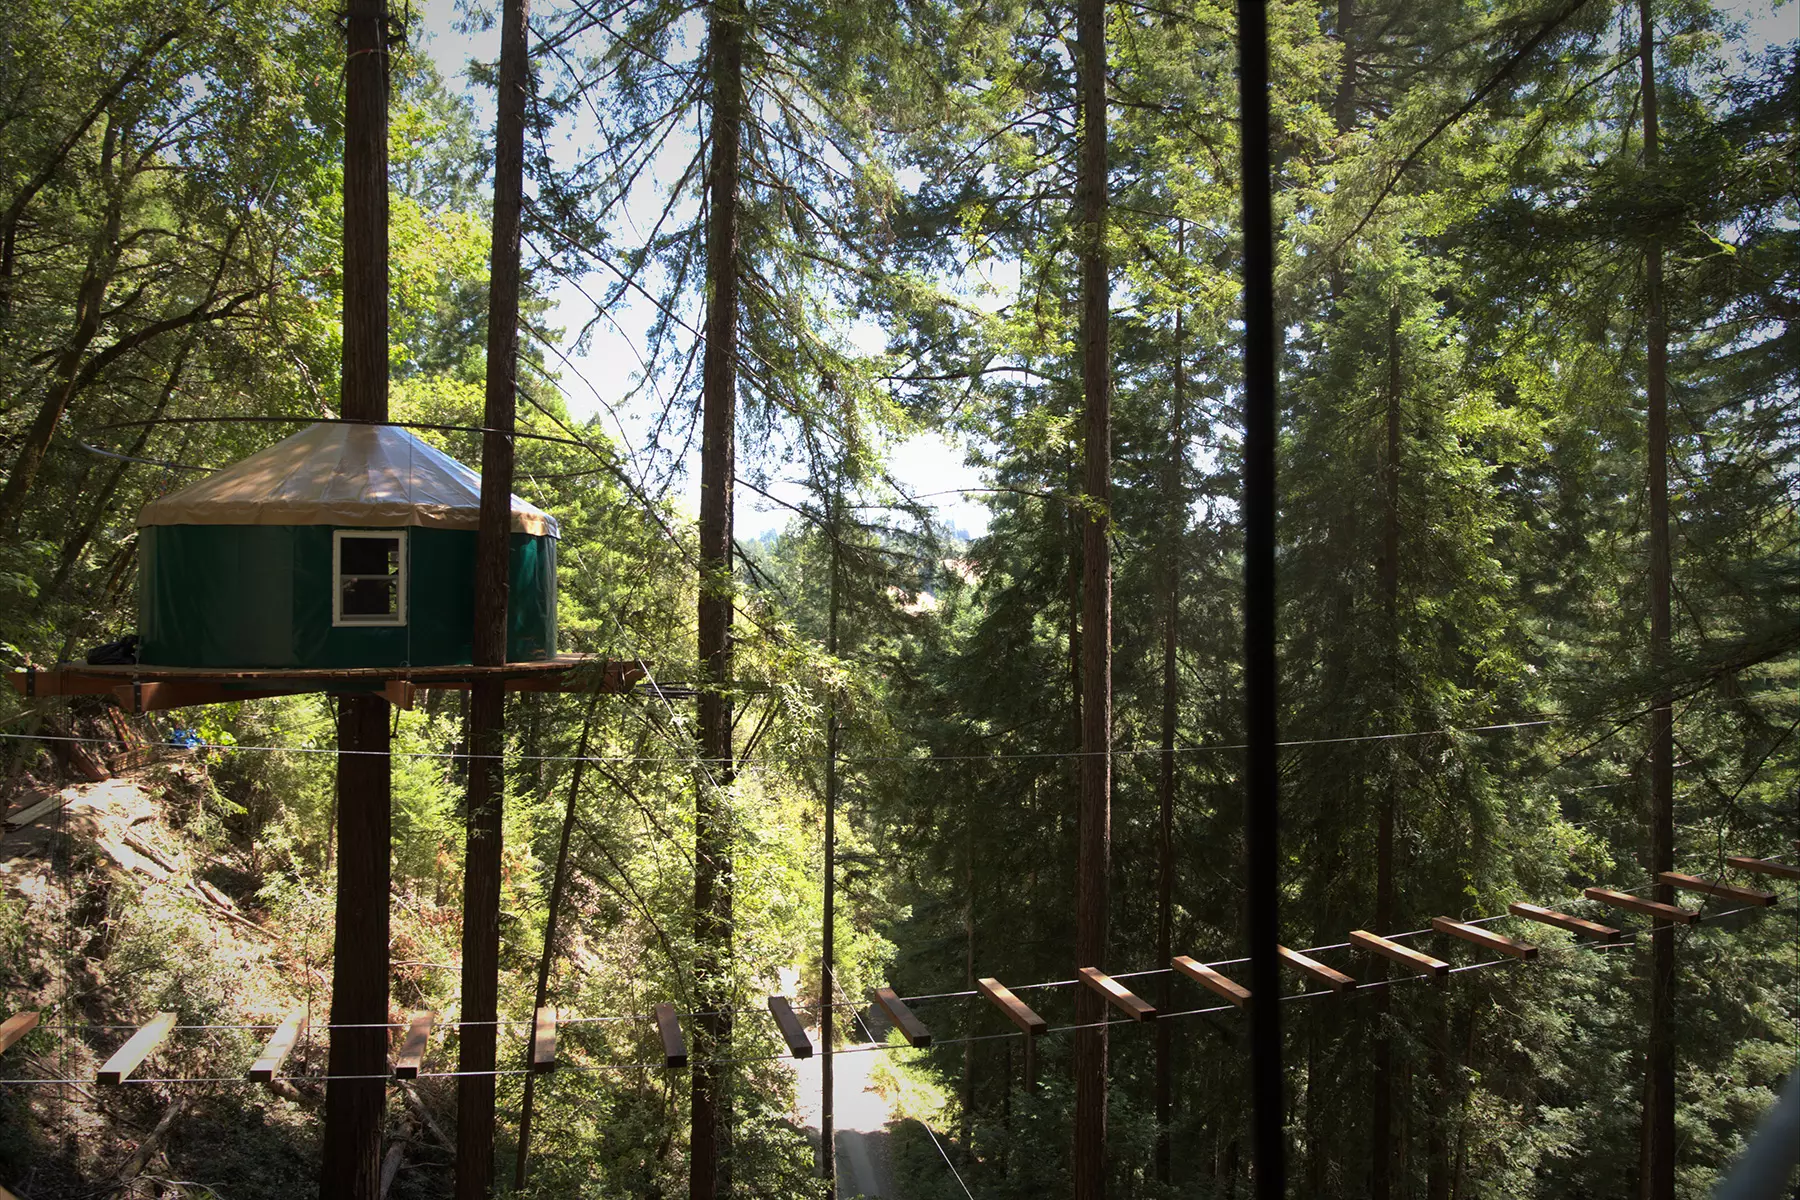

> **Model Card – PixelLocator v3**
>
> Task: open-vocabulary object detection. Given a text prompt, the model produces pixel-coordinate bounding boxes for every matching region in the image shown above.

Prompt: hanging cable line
[3,873,1786,1087]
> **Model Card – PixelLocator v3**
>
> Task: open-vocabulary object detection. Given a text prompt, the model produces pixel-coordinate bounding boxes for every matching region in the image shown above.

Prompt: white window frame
[332,529,408,627]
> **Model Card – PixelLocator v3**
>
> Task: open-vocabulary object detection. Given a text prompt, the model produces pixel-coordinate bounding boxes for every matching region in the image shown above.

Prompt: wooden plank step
[393,1011,433,1079]
[872,987,931,1047]
[99,1012,176,1084]
[1172,956,1250,1007]
[1584,887,1697,925]
[1726,856,1800,883]
[1430,918,1537,960]
[1079,967,1157,1020]
[531,1006,557,1074]
[1278,946,1356,992]
[1508,901,1625,941]
[248,1009,308,1082]
[0,1011,40,1055]
[766,997,812,1058]
[1657,872,1777,907]
[1350,930,1449,978]
[976,978,1047,1035]
[3,792,60,830]
[654,1003,686,1067]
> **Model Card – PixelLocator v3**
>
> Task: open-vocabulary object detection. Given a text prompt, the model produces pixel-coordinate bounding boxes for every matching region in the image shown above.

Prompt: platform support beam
[319,1,392,1196]
[457,0,528,1191]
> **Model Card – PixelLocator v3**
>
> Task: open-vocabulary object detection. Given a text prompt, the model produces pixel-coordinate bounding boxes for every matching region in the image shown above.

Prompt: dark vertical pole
[458,0,527,1192]
[1371,301,1402,1200]
[1154,222,1186,1187]
[820,500,841,1186]
[695,2,744,1193]
[320,2,391,1196]
[1073,0,1112,1191]
[1638,0,1674,1195]
[515,699,597,1189]
[1238,0,1285,1195]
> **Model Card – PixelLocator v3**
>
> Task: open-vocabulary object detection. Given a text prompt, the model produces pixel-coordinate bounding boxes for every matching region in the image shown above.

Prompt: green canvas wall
[138,525,556,668]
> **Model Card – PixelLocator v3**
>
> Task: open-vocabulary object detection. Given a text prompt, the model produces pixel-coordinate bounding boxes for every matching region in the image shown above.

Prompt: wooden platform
[9,657,646,712]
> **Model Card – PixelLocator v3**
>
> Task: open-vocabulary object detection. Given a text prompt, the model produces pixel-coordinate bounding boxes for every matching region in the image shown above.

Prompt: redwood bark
[1072,0,1112,1192]
[318,3,391,1195]
[693,2,744,1193]
[821,498,841,1184]
[1638,0,1675,1194]
[457,0,528,1193]
[1154,245,1186,1186]
[1333,0,1356,132]
[1372,301,1402,1200]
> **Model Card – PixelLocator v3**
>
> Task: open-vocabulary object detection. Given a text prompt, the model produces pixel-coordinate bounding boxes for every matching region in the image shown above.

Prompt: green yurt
[136,422,558,669]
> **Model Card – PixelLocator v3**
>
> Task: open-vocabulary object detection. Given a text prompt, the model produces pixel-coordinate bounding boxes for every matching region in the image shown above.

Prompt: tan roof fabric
[137,421,559,537]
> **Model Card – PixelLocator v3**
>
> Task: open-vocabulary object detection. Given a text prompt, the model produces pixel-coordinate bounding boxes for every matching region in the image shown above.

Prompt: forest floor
[783,966,902,1200]
[792,1028,902,1199]
[0,760,328,1197]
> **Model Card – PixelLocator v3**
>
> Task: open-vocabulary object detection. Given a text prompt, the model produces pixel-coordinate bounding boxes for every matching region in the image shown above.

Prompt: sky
[413,0,1795,541]
[416,3,993,540]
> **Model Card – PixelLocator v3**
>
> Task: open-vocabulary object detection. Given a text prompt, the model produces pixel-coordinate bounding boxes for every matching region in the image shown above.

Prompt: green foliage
[0,0,1793,1194]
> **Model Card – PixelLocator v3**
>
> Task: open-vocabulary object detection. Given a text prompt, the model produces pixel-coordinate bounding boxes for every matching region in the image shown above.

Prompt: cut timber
[1508,902,1625,941]
[1430,918,1537,960]
[4,791,60,830]
[1584,887,1697,925]
[1277,945,1356,992]
[116,682,302,713]
[1172,956,1250,1007]
[872,987,932,1047]
[249,1009,308,1082]
[1079,967,1157,1020]
[0,1011,40,1054]
[393,1011,433,1079]
[530,1007,556,1074]
[8,659,648,713]
[653,1003,686,1067]
[98,1012,176,1083]
[381,680,417,710]
[1657,872,1777,907]
[1726,856,1800,883]
[9,657,645,694]
[766,997,812,1059]
[1350,930,1449,978]
[976,978,1048,1035]
[379,1141,406,1199]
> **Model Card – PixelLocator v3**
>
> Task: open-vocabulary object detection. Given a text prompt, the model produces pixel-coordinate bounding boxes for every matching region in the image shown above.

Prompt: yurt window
[333,530,407,626]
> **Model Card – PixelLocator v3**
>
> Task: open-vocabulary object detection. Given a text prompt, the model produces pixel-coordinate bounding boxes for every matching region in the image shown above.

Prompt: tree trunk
[515,699,597,1188]
[456,0,527,1192]
[1073,0,1112,1193]
[1372,301,1402,1200]
[319,3,390,1195]
[38,335,193,611]
[1333,0,1356,132]
[1238,0,1287,1191]
[961,808,975,1151]
[323,693,391,1200]
[0,26,184,324]
[1155,233,1186,1186]
[693,2,744,1193]
[1638,0,1675,1194]
[0,122,126,534]
[1425,996,1453,1200]
[821,496,841,1184]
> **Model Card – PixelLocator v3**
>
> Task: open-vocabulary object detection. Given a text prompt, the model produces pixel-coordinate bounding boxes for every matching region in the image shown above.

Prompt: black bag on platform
[85,634,139,665]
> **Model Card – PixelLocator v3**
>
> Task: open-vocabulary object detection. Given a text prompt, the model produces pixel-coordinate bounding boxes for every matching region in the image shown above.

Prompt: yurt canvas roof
[137,421,559,537]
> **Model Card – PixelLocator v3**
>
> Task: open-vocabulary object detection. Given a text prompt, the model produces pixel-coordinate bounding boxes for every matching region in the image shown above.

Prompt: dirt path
[785,970,903,1198]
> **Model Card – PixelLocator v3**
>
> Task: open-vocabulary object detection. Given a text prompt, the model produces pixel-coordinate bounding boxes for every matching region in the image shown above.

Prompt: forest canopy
[0,0,1795,1196]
